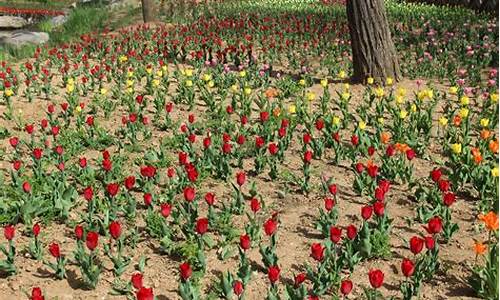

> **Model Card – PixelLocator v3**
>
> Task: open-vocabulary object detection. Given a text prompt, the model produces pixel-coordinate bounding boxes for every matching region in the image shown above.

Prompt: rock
[0,30,49,47]
[0,16,28,29]
[50,15,68,27]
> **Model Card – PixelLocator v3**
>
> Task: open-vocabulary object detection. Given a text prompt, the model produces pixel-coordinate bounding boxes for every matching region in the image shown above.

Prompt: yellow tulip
[480,118,490,128]
[492,167,499,177]
[459,108,469,118]
[395,95,404,104]
[439,117,448,126]
[75,106,82,114]
[288,104,296,114]
[397,87,407,97]
[156,70,163,78]
[332,116,341,126]
[306,92,315,102]
[66,84,74,93]
[239,70,246,78]
[100,88,107,95]
[231,84,239,93]
[146,67,152,74]
[299,79,306,86]
[320,79,328,88]
[367,77,374,85]
[399,110,408,119]
[378,117,385,124]
[127,71,134,78]
[153,79,160,87]
[185,80,193,87]
[341,92,350,101]
[410,104,417,112]
[244,87,252,95]
[386,77,393,86]
[126,87,134,94]
[490,93,498,102]
[119,55,128,63]
[202,73,211,82]
[338,70,346,79]
[126,79,134,87]
[4,89,13,97]
[460,95,469,106]
[185,69,193,77]
[449,86,458,95]
[358,121,367,130]
[207,81,215,88]
[374,87,384,98]
[450,143,462,154]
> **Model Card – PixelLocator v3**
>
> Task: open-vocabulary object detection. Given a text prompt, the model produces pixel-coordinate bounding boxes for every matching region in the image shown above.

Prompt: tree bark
[141,0,156,23]
[346,0,401,83]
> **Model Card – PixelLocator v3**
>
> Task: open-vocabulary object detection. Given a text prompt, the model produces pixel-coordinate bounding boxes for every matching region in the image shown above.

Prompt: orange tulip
[471,147,482,164]
[480,129,491,140]
[265,88,278,99]
[395,143,410,153]
[453,115,462,127]
[474,241,487,255]
[479,212,499,232]
[488,139,498,154]
[380,132,391,144]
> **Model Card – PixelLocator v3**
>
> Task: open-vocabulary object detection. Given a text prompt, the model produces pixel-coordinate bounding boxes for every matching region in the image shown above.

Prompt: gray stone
[0,16,28,29]
[50,15,68,27]
[0,30,49,47]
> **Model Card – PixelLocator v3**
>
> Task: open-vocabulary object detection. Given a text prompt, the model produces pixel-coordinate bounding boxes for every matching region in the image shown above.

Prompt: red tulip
[109,221,121,240]
[124,176,136,190]
[183,186,196,202]
[315,119,325,131]
[294,273,307,287]
[33,148,43,160]
[438,179,450,192]
[160,203,172,218]
[425,236,435,250]
[430,168,442,182]
[31,287,44,300]
[255,136,265,148]
[85,231,99,251]
[143,193,153,207]
[48,242,61,258]
[355,162,364,173]
[9,137,18,148]
[374,187,385,202]
[250,198,261,213]
[136,287,154,300]
[195,218,209,235]
[406,148,416,160]
[79,157,87,168]
[303,133,312,145]
[33,223,41,237]
[222,143,232,154]
[179,262,192,281]
[378,179,391,193]
[351,135,359,146]
[4,225,14,240]
[310,243,324,261]
[74,225,84,240]
[23,181,32,193]
[236,172,246,186]
[263,218,277,236]
[268,265,280,284]
[328,183,337,195]
[268,143,279,155]
[340,279,353,295]
[240,234,251,250]
[83,187,93,201]
[368,269,384,289]
[106,183,120,197]
[361,205,373,220]
[367,165,378,178]
[368,146,375,156]
[373,201,385,216]
[330,226,342,243]
[386,144,395,157]
[131,272,143,289]
[102,159,113,172]
[409,236,424,255]
[346,225,357,240]
[443,192,456,207]
[205,192,215,206]
[303,150,313,163]
[401,258,415,277]
[233,280,244,296]
[324,198,335,211]
[140,166,156,178]
[426,217,443,234]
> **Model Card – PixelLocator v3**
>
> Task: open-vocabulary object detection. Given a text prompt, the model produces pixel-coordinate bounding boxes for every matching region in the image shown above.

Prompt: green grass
[0,5,110,61]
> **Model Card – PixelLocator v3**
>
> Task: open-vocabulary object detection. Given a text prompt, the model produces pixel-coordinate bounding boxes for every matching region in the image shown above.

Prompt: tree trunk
[346,0,401,83]
[141,0,156,23]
